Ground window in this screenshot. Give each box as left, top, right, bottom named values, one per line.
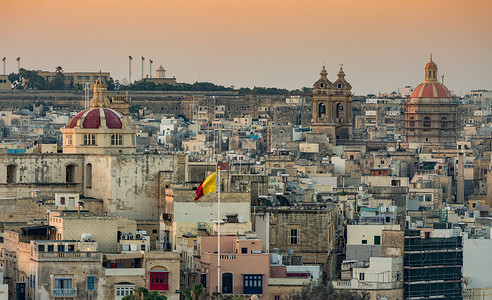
left=318, top=103, right=326, bottom=118
left=149, top=271, right=169, bottom=291
left=140, top=244, right=146, bottom=251
left=68, top=245, right=75, bottom=252
left=423, top=116, right=431, bottom=131
left=87, top=276, right=95, bottom=290
left=83, top=134, right=96, bottom=145
left=336, top=103, right=343, bottom=119
left=66, top=165, right=76, bottom=183
left=115, top=285, right=134, bottom=300
left=289, top=229, right=299, bottom=245
left=53, top=278, right=73, bottom=297
left=243, top=274, right=263, bottom=295
left=57, top=245, right=65, bottom=252
left=374, top=236, right=381, bottom=245
left=241, top=247, right=248, bottom=254
left=111, top=134, right=123, bottom=146
left=359, top=273, right=365, bottom=281
left=65, top=134, right=72, bottom=146
left=7, top=164, right=17, bottom=183
left=38, top=245, right=45, bottom=252
left=222, top=273, right=233, bottom=294
left=362, top=239, right=367, bottom=244
left=441, top=117, right=447, bottom=130
left=60, top=197, right=66, bottom=205
left=47, top=245, right=54, bottom=252
left=409, top=117, right=415, bottom=131
left=200, top=273, right=207, bottom=288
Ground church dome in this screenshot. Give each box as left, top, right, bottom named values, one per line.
left=408, top=56, right=452, bottom=102
left=68, top=108, right=127, bottom=129
left=410, top=81, right=451, bottom=99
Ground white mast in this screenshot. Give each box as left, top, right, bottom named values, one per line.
left=217, top=166, right=221, bottom=296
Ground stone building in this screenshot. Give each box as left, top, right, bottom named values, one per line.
left=404, top=57, right=458, bottom=146
left=145, top=64, right=177, bottom=85
left=254, top=203, right=339, bottom=280
left=3, top=227, right=180, bottom=300
left=311, top=66, right=353, bottom=141
left=0, top=77, right=188, bottom=221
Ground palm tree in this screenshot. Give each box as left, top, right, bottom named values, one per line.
left=183, top=283, right=207, bottom=300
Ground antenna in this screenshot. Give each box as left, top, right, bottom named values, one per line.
left=16, top=57, right=20, bottom=71
left=2, top=57, right=5, bottom=75
left=441, top=75, right=444, bottom=85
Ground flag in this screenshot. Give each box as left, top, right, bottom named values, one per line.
left=194, top=172, right=216, bottom=201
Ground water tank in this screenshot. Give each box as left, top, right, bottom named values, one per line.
left=287, top=249, right=294, bottom=256
left=81, top=233, right=92, bottom=242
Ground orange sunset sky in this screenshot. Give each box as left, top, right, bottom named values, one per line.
left=1, top=0, right=491, bottom=94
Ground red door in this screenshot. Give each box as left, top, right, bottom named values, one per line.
left=149, top=271, right=169, bottom=291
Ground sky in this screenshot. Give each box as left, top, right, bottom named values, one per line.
left=1, top=0, right=491, bottom=95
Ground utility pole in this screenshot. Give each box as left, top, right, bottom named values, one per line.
left=128, top=56, right=133, bottom=84
left=16, top=57, right=20, bottom=71
left=149, top=59, right=153, bottom=78
left=141, top=56, right=145, bottom=80
left=2, top=57, right=5, bottom=75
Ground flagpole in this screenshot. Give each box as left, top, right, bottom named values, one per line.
left=217, top=166, right=221, bottom=297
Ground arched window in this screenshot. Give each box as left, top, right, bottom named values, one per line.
left=318, top=103, right=326, bottom=118
left=85, top=163, right=92, bottom=188
left=409, top=117, right=415, bottom=131
left=336, top=103, right=344, bottom=120
left=7, top=164, right=17, bottom=183
left=441, top=117, right=447, bottom=130
left=423, top=117, right=431, bottom=131
left=66, top=164, right=76, bottom=183
left=222, top=273, right=233, bottom=294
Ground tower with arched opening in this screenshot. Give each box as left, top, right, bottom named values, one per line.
left=311, top=66, right=353, bottom=141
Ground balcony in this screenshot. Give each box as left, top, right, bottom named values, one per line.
left=52, top=288, right=77, bottom=297
left=34, top=251, right=101, bottom=262
left=105, top=268, right=145, bottom=276
left=333, top=279, right=402, bottom=290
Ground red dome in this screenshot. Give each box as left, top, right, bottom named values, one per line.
left=68, top=108, right=123, bottom=129
left=425, top=61, right=437, bottom=69
left=410, top=82, right=451, bottom=98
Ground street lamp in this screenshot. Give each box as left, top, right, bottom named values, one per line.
left=141, top=56, right=145, bottom=80
left=149, top=59, right=153, bottom=78
left=128, top=56, right=133, bottom=84
left=16, top=57, right=20, bottom=71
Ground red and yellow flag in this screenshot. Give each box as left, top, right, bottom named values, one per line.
left=194, top=172, right=216, bottom=201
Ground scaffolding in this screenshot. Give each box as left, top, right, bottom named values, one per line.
left=403, top=229, right=463, bottom=300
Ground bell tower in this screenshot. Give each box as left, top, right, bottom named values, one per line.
left=311, top=65, right=353, bottom=141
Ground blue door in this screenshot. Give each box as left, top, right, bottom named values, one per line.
left=222, top=273, right=233, bottom=294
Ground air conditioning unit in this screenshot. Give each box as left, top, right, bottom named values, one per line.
left=121, top=235, right=128, bottom=240
left=198, top=222, right=206, bottom=230
left=135, top=233, right=142, bottom=240
left=128, top=234, right=134, bottom=240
